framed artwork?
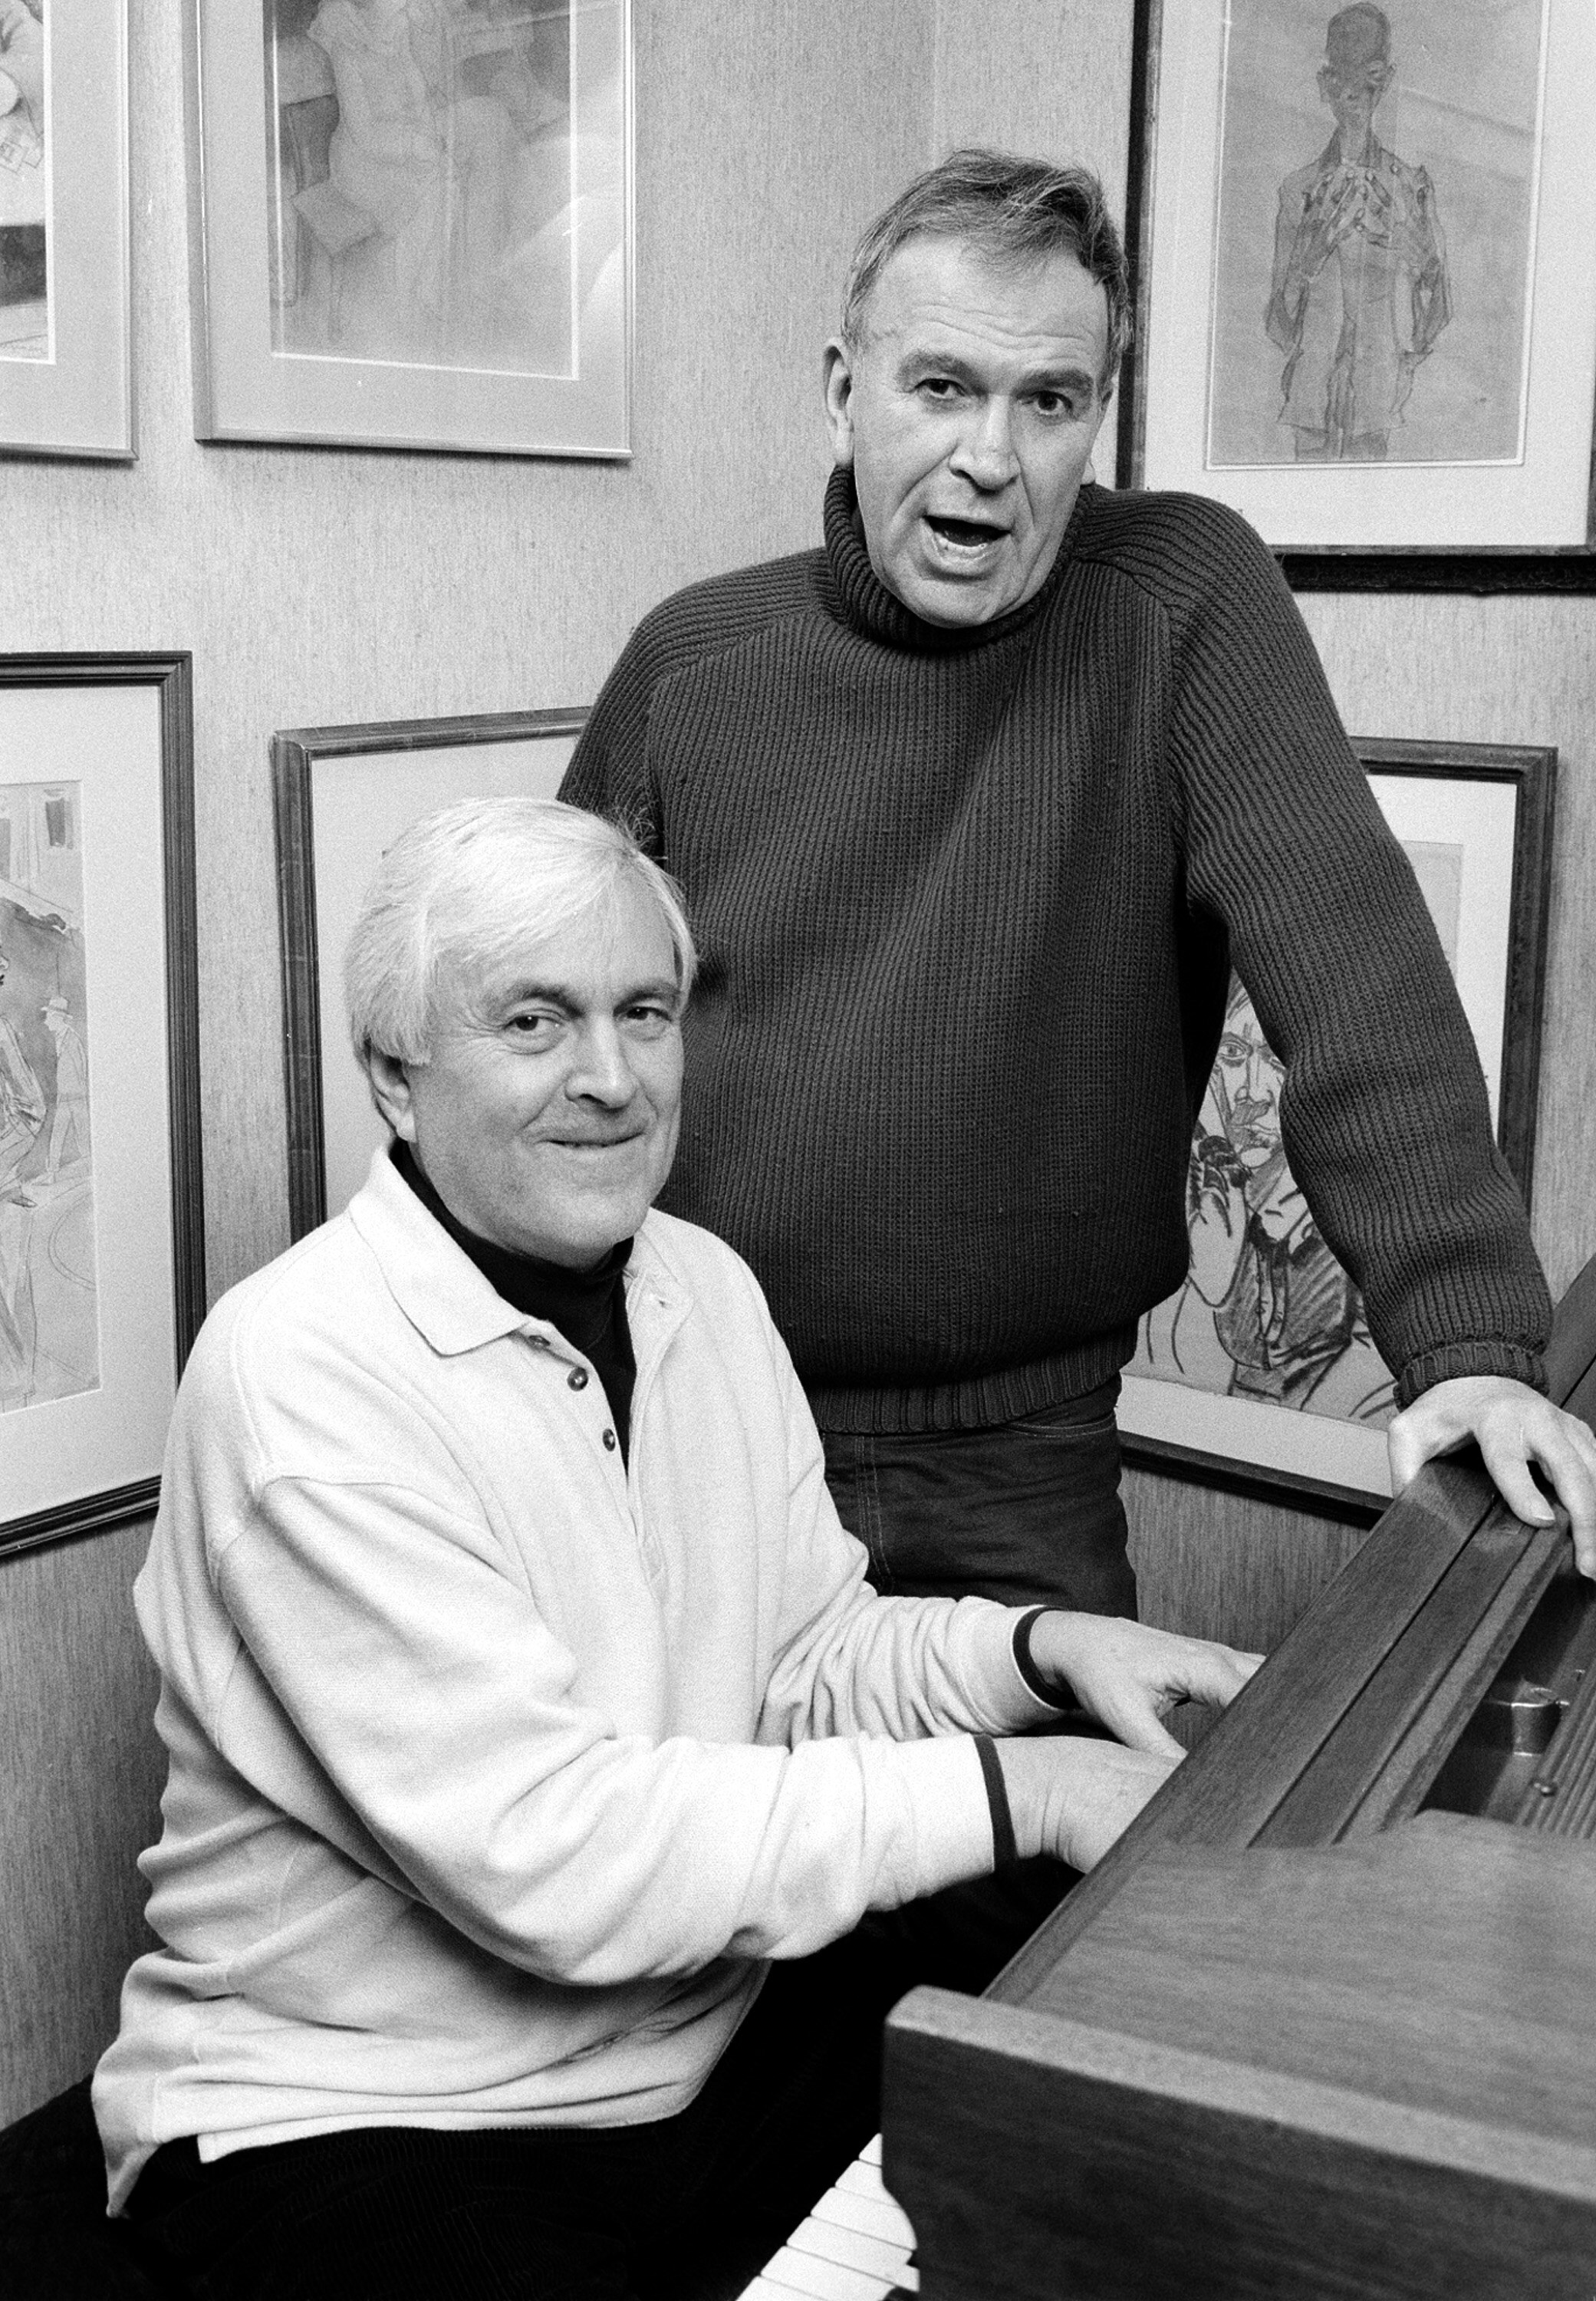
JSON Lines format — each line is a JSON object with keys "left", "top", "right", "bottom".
{"left": 1119, "top": 739, "right": 1556, "bottom": 1509}
{"left": 0, "top": 656, "right": 204, "bottom": 1562}
{"left": 183, "top": 1, "right": 631, "bottom": 458}
{"left": 273, "top": 706, "right": 586, "bottom": 1237}
{"left": 1117, "top": 0, "right": 1596, "bottom": 589}
{"left": 0, "top": 1, "right": 133, "bottom": 460}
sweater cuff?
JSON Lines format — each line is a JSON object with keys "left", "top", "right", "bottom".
{"left": 1013, "top": 1608, "right": 1072, "bottom": 1708}
{"left": 1394, "top": 1340, "right": 1547, "bottom": 1411}
{"left": 974, "top": 1736, "right": 1018, "bottom": 1868}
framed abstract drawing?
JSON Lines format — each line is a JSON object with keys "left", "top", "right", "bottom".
{"left": 1118, "top": 738, "right": 1556, "bottom": 1509}
{"left": 0, "top": 656, "right": 204, "bottom": 1559}
{"left": 1117, "top": 0, "right": 1596, "bottom": 588}
{"left": 272, "top": 705, "right": 587, "bottom": 1239}
{"left": 183, "top": 1, "right": 631, "bottom": 457}
{"left": 0, "top": 1, "right": 133, "bottom": 460}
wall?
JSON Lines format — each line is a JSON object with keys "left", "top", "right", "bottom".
{"left": 0, "top": 0, "right": 937, "bottom": 2127}
{"left": 3, "top": 0, "right": 1594, "bottom": 2125}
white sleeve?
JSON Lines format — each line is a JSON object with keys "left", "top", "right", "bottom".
{"left": 215, "top": 1470, "right": 999, "bottom": 1981}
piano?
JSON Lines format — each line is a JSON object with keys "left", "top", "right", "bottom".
{"left": 743, "top": 1252, "right": 1596, "bottom": 2301}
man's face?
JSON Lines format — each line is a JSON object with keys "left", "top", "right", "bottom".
{"left": 1214, "top": 1004, "right": 1285, "bottom": 1174}
{"left": 1318, "top": 54, "right": 1392, "bottom": 139}
{"left": 371, "top": 876, "right": 684, "bottom": 1267}
{"left": 822, "top": 235, "right": 1111, "bottom": 628}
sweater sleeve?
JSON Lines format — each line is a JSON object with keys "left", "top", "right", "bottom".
{"left": 1164, "top": 505, "right": 1550, "bottom": 1402}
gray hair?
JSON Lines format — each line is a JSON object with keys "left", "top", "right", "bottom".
{"left": 344, "top": 796, "right": 696, "bottom": 1073}
{"left": 840, "top": 147, "right": 1131, "bottom": 400}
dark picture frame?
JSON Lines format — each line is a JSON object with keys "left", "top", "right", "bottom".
{"left": 272, "top": 706, "right": 587, "bottom": 1241}
{"left": 1117, "top": 0, "right": 1596, "bottom": 591}
{"left": 1118, "top": 736, "right": 1557, "bottom": 1512}
{"left": 0, "top": 654, "right": 204, "bottom": 1560}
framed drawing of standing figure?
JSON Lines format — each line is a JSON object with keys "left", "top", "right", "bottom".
{"left": 1119, "top": 739, "right": 1556, "bottom": 1507}
{"left": 1121, "top": 0, "right": 1596, "bottom": 569}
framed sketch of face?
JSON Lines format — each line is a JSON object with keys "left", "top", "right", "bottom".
{"left": 184, "top": 1, "right": 630, "bottom": 458}
{"left": 271, "top": 706, "right": 587, "bottom": 1239}
{"left": 1118, "top": 0, "right": 1596, "bottom": 580}
{"left": 1118, "top": 735, "right": 1556, "bottom": 1509}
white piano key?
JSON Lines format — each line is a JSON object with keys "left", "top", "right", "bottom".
{"left": 815, "top": 2174, "right": 916, "bottom": 2253}
{"left": 736, "top": 2135, "right": 920, "bottom": 2301}
{"left": 789, "top": 2212, "right": 912, "bottom": 2283}
{"left": 757, "top": 2241, "right": 898, "bottom": 2301}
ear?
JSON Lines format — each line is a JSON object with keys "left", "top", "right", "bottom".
{"left": 366, "top": 1048, "right": 420, "bottom": 1142}
{"left": 821, "top": 337, "right": 856, "bottom": 468}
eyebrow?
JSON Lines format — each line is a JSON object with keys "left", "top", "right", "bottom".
{"left": 492, "top": 976, "right": 683, "bottom": 1012}
{"left": 896, "top": 347, "right": 1098, "bottom": 400}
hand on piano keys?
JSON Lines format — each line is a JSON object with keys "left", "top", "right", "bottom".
{"left": 739, "top": 2133, "right": 916, "bottom": 2301}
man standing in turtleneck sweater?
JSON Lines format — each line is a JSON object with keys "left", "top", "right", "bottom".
{"left": 561, "top": 146, "right": 1596, "bottom": 1616}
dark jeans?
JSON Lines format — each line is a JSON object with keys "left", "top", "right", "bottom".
{"left": 818, "top": 1378, "right": 1137, "bottom": 1617}
{"left": 124, "top": 1923, "right": 1009, "bottom": 2301}
{"left": 821, "top": 1380, "right": 1137, "bottom": 1990}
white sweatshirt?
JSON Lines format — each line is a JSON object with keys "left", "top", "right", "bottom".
{"left": 94, "top": 1153, "right": 1059, "bottom": 2210}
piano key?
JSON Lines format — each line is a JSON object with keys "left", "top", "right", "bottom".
{"left": 789, "top": 2212, "right": 914, "bottom": 2283}
{"left": 755, "top": 2242, "right": 897, "bottom": 2301}
{"left": 736, "top": 2135, "right": 917, "bottom": 2301}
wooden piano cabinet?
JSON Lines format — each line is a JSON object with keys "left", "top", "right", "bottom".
{"left": 882, "top": 1255, "right": 1596, "bottom": 2301}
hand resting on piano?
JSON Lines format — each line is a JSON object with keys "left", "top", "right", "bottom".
{"left": 997, "top": 1615, "right": 1263, "bottom": 1871}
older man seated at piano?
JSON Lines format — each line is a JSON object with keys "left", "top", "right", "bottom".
{"left": 94, "top": 798, "right": 1255, "bottom": 2301}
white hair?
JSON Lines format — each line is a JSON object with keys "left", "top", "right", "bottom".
{"left": 344, "top": 796, "right": 696, "bottom": 1073}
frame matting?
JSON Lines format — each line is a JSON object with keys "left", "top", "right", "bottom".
{"left": 1118, "top": 737, "right": 1556, "bottom": 1509}
{"left": 0, "top": 655, "right": 203, "bottom": 1559}
{"left": 184, "top": 2, "right": 631, "bottom": 457}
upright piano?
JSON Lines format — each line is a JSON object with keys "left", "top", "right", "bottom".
{"left": 877, "top": 1253, "right": 1596, "bottom": 2301}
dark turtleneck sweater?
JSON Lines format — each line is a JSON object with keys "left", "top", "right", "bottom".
{"left": 392, "top": 1142, "right": 636, "bottom": 1461}
{"left": 560, "top": 469, "right": 1549, "bottom": 1434}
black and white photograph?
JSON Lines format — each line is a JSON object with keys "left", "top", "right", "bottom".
{"left": 5, "top": 8, "right": 1596, "bottom": 2298}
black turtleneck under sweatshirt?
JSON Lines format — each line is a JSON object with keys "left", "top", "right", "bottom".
{"left": 392, "top": 1142, "right": 637, "bottom": 1463}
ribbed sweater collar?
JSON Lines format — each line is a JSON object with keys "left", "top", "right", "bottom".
{"left": 821, "top": 464, "right": 1084, "bottom": 653}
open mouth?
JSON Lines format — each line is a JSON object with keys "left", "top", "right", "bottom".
{"left": 924, "top": 515, "right": 1008, "bottom": 552}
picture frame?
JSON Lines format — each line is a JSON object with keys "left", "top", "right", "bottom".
{"left": 0, "top": 1, "right": 133, "bottom": 461}
{"left": 183, "top": 2, "right": 631, "bottom": 459}
{"left": 0, "top": 655, "right": 204, "bottom": 1561}
{"left": 273, "top": 706, "right": 587, "bottom": 1238}
{"left": 1118, "top": 738, "right": 1556, "bottom": 1510}
{"left": 1117, "top": 0, "right": 1596, "bottom": 591}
